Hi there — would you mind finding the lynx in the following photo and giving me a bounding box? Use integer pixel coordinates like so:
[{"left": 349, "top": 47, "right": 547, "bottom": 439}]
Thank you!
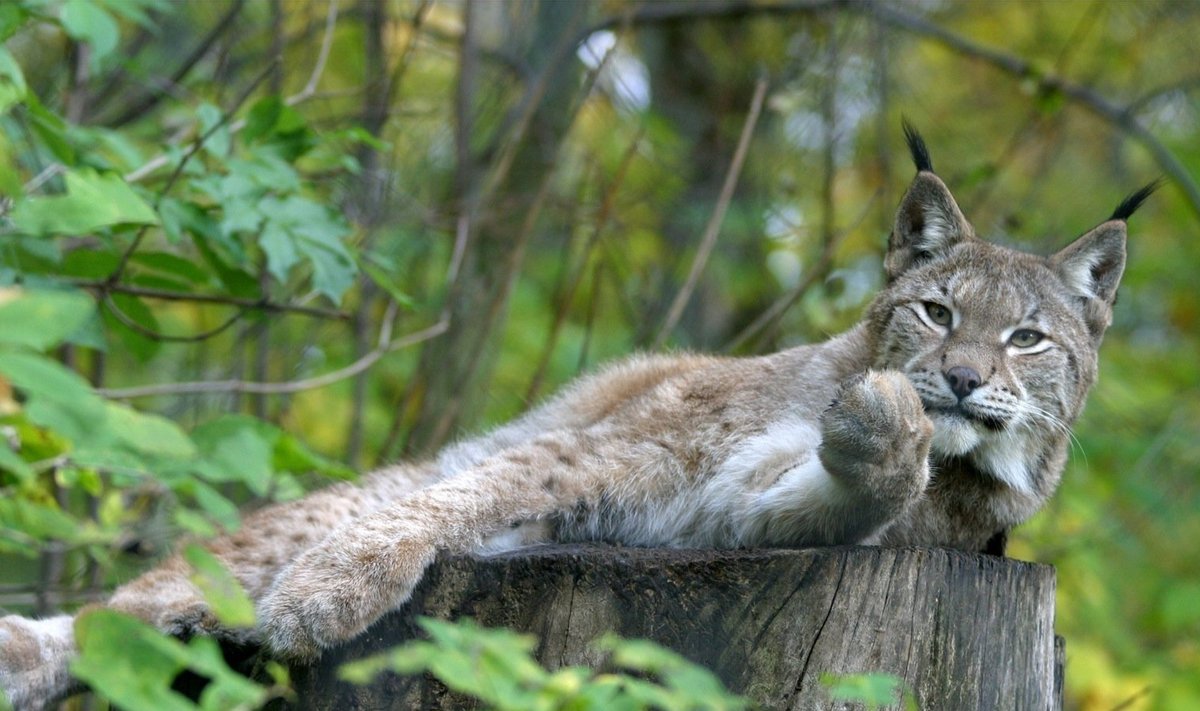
[{"left": 0, "top": 127, "right": 1154, "bottom": 710}]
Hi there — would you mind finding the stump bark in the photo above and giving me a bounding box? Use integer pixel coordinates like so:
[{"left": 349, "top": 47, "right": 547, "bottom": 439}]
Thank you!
[{"left": 283, "top": 545, "right": 1059, "bottom": 710}]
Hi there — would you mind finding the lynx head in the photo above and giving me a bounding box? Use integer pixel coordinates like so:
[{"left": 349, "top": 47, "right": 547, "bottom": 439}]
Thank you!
[{"left": 866, "top": 123, "right": 1156, "bottom": 497}]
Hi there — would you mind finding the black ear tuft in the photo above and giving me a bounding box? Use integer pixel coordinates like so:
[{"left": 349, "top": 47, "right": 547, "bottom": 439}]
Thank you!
[
  {"left": 1109, "top": 179, "right": 1162, "bottom": 221},
  {"left": 902, "top": 118, "right": 933, "bottom": 173}
]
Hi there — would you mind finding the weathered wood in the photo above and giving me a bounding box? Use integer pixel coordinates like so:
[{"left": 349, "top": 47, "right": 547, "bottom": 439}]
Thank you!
[{"left": 281, "top": 545, "right": 1058, "bottom": 710}]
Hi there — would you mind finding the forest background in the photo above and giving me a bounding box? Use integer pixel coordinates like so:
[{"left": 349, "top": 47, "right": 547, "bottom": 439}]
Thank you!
[{"left": 0, "top": 0, "right": 1197, "bottom": 709}]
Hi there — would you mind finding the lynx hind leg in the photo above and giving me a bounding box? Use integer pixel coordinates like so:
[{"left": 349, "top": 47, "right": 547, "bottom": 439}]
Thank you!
[
  {"left": 819, "top": 370, "right": 934, "bottom": 516},
  {"left": 0, "top": 614, "right": 78, "bottom": 711},
  {"left": 105, "top": 479, "right": 386, "bottom": 647},
  {"left": 259, "top": 435, "right": 605, "bottom": 659}
]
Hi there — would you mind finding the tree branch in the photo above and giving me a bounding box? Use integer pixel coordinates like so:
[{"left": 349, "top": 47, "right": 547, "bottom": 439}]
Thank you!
[
  {"left": 71, "top": 280, "right": 349, "bottom": 320},
  {"left": 575, "top": 0, "right": 1198, "bottom": 219},
  {"left": 100, "top": 302, "right": 446, "bottom": 399},
  {"left": 101, "top": 293, "right": 248, "bottom": 343},
  {"left": 123, "top": 0, "right": 339, "bottom": 184},
  {"left": 106, "top": 0, "right": 248, "bottom": 128},
  {"left": 863, "top": 1, "right": 1200, "bottom": 220},
  {"left": 652, "top": 77, "right": 768, "bottom": 349}
]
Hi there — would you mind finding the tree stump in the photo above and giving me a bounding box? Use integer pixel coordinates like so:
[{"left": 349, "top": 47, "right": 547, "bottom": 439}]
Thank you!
[{"left": 283, "top": 545, "right": 1060, "bottom": 710}]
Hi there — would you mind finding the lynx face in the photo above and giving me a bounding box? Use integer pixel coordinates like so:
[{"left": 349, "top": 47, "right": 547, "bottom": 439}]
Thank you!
[
  {"left": 864, "top": 127, "right": 1147, "bottom": 495},
  {"left": 870, "top": 241, "right": 1100, "bottom": 492}
]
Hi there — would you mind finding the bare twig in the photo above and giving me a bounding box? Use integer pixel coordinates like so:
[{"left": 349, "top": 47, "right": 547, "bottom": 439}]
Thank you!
[
  {"left": 1109, "top": 686, "right": 1153, "bottom": 711},
  {"left": 376, "top": 215, "right": 469, "bottom": 462},
  {"left": 724, "top": 191, "right": 879, "bottom": 353},
  {"left": 22, "top": 164, "right": 64, "bottom": 194},
  {"left": 100, "top": 301, "right": 448, "bottom": 399},
  {"left": 863, "top": 2, "right": 1200, "bottom": 220},
  {"left": 573, "top": 0, "right": 1197, "bottom": 218},
  {"left": 525, "top": 127, "right": 645, "bottom": 401},
  {"left": 1127, "top": 75, "right": 1200, "bottom": 113},
  {"left": 101, "top": 293, "right": 248, "bottom": 343},
  {"left": 576, "top": 0, "right": 838, "bottom": 48},
  {"left": 123, "top": 0, "right": 339, "bottom": 184},
  {"left": 106, "top": 59, "right": 278, "bottom": 291},
  {"left": 652, "top": 77, "right": 768, "bottom": 349},
  {"left": 71, "top": 280, "right": 349, "bottom": 320},
  {"left": 107, "top": 0, "right": 248, "bottom": 128},
  {"left": 288, "top": 0, "right": 339, "bottom": 106}
]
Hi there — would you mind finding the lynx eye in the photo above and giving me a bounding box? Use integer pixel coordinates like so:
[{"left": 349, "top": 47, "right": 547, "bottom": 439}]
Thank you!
[
  {"left": 1010, "top": 329, "right": 1044, "bottom": 348},
  {"left": 923, "top": 302, "right": 952, "bottom": 327}
]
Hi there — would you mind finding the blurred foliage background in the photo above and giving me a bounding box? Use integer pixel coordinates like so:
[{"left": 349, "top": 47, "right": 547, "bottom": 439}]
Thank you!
[{"left": 0, "top": 0, "right": 1197, "bottom": 708}]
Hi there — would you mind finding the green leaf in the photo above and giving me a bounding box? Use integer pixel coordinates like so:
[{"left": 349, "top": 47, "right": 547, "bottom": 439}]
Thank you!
[
  {"left": 0, "top": 46, "right": 27, "bottom": 115},
  {"left": 191, "top": 417, "right": 273, "bottom": 496},
  {"left": 72, "top": 610, "right": 267, "bottom": 711},
  {"left": 0, "top": 497, "right": 85, "bottom": 543},
  {"left": 183, "top": 544, "right": 256, "bottom": 628},
  {"left": 0, "top": 443, "right": 35, "bottom": 484},
  {"left": 0, "top": 4, "right": 27, "bottom": 42},
  {"left": 102, "top": 292, "right": 161, "bottom": 362},
  {"left": 0, "top": 288, "right": 94, "bottom": 350},
  {"left": 197, "top": 103, "right": 231, "bottom": 159},
  {"left": 23, "top": 93, "right": 75, "bottom": 164},
  {"left": 97, "top": 0, "right": 168, "bottom": 29},
  {"left": 0, "top": 351, "right": 106, "bottom": 443},
  {"left": 130, "top": 252, "right": 211, "bottom": 286},
  {"left": 257, "top": 195, "right": 355, "bottom": 302},
  {"left": 104, "top": 402, "right": 197, "bottom": 459},
  {"left": 820, "top": 672, "right": 907, "bottom": 710},
  {"left": 360, "top": 257, "right": 416, "bottom": 309},
  {"left": 12, "top": 169, "right": 158, "bottom": 236},
  {"left": 60, "top": 0, "right": 120, "bottom": 70},
  {"left": 184, "top": 480, "right": 241, "bottom": 531},
  {"left": 61, "top": 248, "right": 121, "bottom": 279},
  {"left": 242, "top": 96, "right": 286, "bottom": 143}
]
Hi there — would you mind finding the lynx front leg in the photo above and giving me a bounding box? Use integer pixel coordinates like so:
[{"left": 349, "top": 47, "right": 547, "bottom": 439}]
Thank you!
[
  {"left": 815, "top": 370, "right": 934, "bottom": 541},
  {"left": 258, "top": 434, "right": 606, "bottom": 659}
]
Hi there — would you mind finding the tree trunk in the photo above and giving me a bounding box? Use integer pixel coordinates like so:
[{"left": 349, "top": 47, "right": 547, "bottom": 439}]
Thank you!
[{"left": 281, "top": 545, "right": 1061, "bottom": 710}]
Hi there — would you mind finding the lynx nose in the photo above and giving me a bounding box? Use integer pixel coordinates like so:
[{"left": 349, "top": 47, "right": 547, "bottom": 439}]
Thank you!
[{"left": 944, "top": 366, "right": 982, "bottom": 400}]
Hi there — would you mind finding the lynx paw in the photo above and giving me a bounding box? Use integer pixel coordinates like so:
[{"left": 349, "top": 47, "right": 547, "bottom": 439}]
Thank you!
[
  {"left": 258, "top": 534, "right": 435, "bottom": 660},
  {"left": 0, "top": 615, "right": 77, "bottom": 711},
  {"left": 819, "top": 370, "right": 933, "bottom": 502}
]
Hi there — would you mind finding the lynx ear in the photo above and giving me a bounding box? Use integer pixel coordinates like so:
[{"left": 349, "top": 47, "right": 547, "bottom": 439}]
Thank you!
[
  {"left": 1051, "top": 220, "right": 1126, "bottom": 307},
  {"left": 885, "top": 123, "right": 972, "bottom": 280},
  {"left": 885, "top": 172, "right": 973, "bottom": 281}
]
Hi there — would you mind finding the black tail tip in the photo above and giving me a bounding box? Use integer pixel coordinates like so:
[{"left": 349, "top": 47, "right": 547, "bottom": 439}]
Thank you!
[
  {"left": 902, "top": 118, "right": 933, "bottom": 173},
  {"left": 1109, "top": 179, "right": 1162, "bottom": 221}
]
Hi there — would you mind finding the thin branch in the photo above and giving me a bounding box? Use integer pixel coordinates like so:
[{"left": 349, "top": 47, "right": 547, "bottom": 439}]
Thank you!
[
  {"left": 724, "top": 190, "right": 879, "bottom": 353},
  {"left": 652, "top": 77, "right": 768, "bottom": 350},
  {"left": 106, "top": 59, "right": 277, "bottom": 290},
  {"left": 287, "top": 0, "right": 339, "bottom": 106},
  {"left": 106, "top": 0, "right": 248, "bottom": 127},
  {"left": 525, "top": 126, "right": 645, "bottom": 402},
  {"left": 574, "top": 0, "right": 1198, "bottom": 219},
  {"left": 101, "top": 293, "right": 248, "bottom": 343},
  {"left": 123, "top": 1, "right": 339, "bottom": 184},
  {"left": 101, "top": 301, "right": 449, "bottom": 399},
  {"left": 576, "top": 0, "right": 839, "bottom": 49},
  {"left": 71, "top": 280, "right": 349, "bottom": 320},
  {"left": 1127, "top": 75, "right": 1200, "bottom": 113},
  {"left": 1109, "top": 686, "right": 1153, "bottom": 711},
  {"left": 375, "top": 215, "right": 469, "bottom": 462},
  {"left": 383, "top": 0, "right": 435, "bottom": 113},
  {"left": 863, "top": 1, "right": 1200, "bottom": 220},
  {"left": 22, "top": 164, "right": 64, "bottom": 194}
]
